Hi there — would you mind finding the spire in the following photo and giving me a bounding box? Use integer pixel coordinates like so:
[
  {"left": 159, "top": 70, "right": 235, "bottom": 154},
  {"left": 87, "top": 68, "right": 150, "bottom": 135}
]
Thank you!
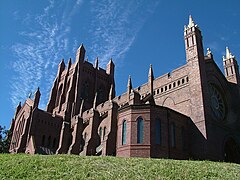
[
  {"left": 148, "top": 64, "right": 154, "bottom": 95},
  {"left": 93, "top": 92, "right": 98, "bottom": 109},
  {"left": 189, "top": 15, "right": 195, "bottom": 27},
  {"left": 68, "top": 58, "right": 72, "bottom": 68},
  {"left": 127, "top": 75, "right": 132, "bottom": 101},
  {"left": 33, "top": 87, "right": 41, "bottom": 109},
  {"left": 148, "top": 64, "right": 154, "bottom": 79},
  {"left": 75, "top": 43, "right": 86, "bottom": 63},
  {"left": 225, "top": 47, "right": 234, "bottom": 59},
  {"left": 127, "top": 75, "right": 132, "bottom": 90},
  {"left": 58, "top": 59, "right": 65, "bottom": 75},
  {"left": 17, "top": 101, "right": 21, "bottom": 108},
  {"left": 59, "top": 59, "right": 65, "bottom": 67},
  {"left": 185, "top": 15, "right": 198, "bottom": 30},
  {"left": 95, "top": 57, "right": 99, "bottom": 69},
  {"left": 108, "top": 58, "right": 113, "bottom": 64},
  {"left": 106, "top": 58, "right": 115, "bottom": 75},
  {"left": 78, "top": 43, "right": 85, "bottom": 54}
]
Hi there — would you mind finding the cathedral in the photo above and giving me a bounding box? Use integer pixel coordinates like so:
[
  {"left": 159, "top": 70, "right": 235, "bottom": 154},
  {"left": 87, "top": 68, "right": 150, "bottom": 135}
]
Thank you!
[{"left": 9, "top": 16, "right": 240, "bottom": 163}]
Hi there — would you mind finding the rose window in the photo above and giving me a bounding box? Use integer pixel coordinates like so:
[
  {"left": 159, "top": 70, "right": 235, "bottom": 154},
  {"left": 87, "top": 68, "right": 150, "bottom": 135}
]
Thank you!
[{"left": 208, "top": 84, "right": 226, "bottom": 120}]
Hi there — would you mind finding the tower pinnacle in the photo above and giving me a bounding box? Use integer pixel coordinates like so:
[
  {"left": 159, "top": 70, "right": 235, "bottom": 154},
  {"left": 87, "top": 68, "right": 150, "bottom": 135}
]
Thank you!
[
  {"left": 188, "top": 15, "right": 194, "bottom": 27},
  {"left": 225, "top": 47, "right": 234, "bottom": 59},
  {"left": 95, "top": 57, "right": 99, "bottom": 69},
  {"left": 185, "top": 15, "right": 198, "bottom": 30},
  {"left": 148, "top": 64, "right": 154, "bottom": 94},
  {"left": 148, "top": 64, "right": 154, "bottom": 79},
  {"left": 127, "top": 75, "right": 132, "bottom": 90},
  {"left": 223, "top": 46, "right": 239, "bottom": 84}
]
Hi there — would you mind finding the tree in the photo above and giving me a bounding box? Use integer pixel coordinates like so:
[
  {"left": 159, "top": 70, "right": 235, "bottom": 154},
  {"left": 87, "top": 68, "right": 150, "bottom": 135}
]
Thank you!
[{"left": 0, "top": 125, "right": 11, "bottom": 153}]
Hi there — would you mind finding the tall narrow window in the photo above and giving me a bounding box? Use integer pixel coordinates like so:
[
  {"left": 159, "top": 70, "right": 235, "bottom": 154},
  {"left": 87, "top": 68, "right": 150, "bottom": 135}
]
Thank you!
[
  {"left": 137, "top": 117, "right": 144, "bottom": 144},
  {"left": 156, "top": 119, "right": 161, "bottom": 145},
  {"left": 99, "top": 127, "right": 102, "bottom": 141},
  {"left": 103, "top": 127, "right": 106, "bottom": 140},
  {"left": 122, "top": 120, "right": 127, "bottom": 145},
  {"left": 170, "top": 123, "right": 176, "bottom": 148}
]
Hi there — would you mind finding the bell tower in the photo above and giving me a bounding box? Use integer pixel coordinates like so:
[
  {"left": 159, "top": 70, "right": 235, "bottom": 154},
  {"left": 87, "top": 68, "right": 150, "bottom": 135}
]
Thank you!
[
  {"left": 184, "top": 15, "right": 204, "bottom": 62},
  {"left": 223, "top": 47, "right": 240, "bottom": 85},
  {"left": 184, "top": 15, "right": 209, "bottom": 144}
]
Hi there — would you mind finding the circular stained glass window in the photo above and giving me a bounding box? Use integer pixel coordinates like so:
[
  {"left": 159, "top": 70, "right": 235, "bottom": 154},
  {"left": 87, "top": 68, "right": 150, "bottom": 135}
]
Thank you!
[{"left": 208, "top": 84, "right": 226, "bottom": 120}]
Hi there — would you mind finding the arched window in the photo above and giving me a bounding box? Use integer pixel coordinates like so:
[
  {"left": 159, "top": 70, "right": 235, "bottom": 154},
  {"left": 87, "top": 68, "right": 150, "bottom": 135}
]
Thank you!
[
  {"left": 156, "top": 119, "right": 161, "bottom": 145},
  {"left": 42, "top": 135, "right": 45, "bottom": 146},
  {"left": 137, "top": 117, "right": 144, "bottom": 144},
  {"left": 170, "top": 123, "right": 176, "bottom": 148},
  {"left": 122, "top": 120, "right": 127, "bottom": 145},
  {"left": 103, "top": 127, "right": 106, "bottom": 140},
  {"left": 99, "top": 127, "right": 102, "bottom": 140}
]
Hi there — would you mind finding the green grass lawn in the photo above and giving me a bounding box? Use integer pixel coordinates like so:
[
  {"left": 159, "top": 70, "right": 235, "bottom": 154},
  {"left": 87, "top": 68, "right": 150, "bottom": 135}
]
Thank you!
[{"left": 0, "top": 154, "right": 239, "bottom": 179}]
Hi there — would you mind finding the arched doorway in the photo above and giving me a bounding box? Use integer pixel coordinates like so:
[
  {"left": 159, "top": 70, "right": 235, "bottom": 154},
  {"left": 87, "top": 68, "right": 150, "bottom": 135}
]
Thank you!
[{"left": 224, "top": 138, "right": 240, "bottom": 163}]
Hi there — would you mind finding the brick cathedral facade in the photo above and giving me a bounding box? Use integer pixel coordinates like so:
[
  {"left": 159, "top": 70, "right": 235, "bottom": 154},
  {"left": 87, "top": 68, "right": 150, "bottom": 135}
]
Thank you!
[{"left": 9, "top": 16, "right": 240, "bottom": 163}]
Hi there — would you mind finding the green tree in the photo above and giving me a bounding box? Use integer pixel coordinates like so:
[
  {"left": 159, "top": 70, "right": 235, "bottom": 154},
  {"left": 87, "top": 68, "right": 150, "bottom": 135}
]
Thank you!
[{"left": 0, "top": 125, "right": 11, "bottom": 153}]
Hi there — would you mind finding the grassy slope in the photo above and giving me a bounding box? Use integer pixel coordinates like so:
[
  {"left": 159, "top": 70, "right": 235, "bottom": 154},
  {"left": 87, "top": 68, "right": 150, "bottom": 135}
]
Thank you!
[{"left": 0, "top": 154, "right": 239, "bottom": 179}]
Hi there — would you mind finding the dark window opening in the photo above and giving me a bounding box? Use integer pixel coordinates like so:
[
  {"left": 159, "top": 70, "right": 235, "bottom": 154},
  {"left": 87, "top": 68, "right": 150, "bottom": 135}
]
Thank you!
[
  {"left": 137, "top": 117, "right": 144, "bottom": 144},
  {"left": 122, "top": 120, "right": 127, "bottom": 145}
]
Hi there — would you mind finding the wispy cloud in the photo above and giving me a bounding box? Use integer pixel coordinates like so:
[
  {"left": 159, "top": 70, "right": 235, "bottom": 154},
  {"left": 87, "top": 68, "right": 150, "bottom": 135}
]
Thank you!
[
  {"left": 10, "top": 0, "right": 83, "bottom": 109},
  {"left": 10, "top": 0, "right": 160, "bottom": 110},
  {"left": 87, "top": 0, "right": 160, "bottom": 67}
]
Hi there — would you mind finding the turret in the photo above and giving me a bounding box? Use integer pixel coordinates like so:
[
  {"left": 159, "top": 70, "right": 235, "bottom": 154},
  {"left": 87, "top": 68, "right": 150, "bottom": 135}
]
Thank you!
[
  {"left": 127, "top": 75, "right": 132, "bottom": 101},
  {"left": 106, "top": 58, "right": 114, "bottom": 77},
  {"left": 148, "top": 64, "right": 154, "bottom": 94},
  {"left": 58, "top": 59, "right": 65, "bottom": 76},
  {"left": 46, "top": 59, "right": 65, "bottom": 112},
  {"left": 94, "top": 57, "right": 99, "bottom": 69},
  {"left": 106, "top": 58, "right": 116, "bottom": 98},
  {"left": 127, "top": 75, "right": 132, "bottom": 95},
  {"left": 223, "top": 47, "right": 240, "bottom": 84},
  {"left": 33, "top": 87, "right": 41, "bottom": 109},
  {"left": 75, "top": 43, "right": 86, "bottom": 63}
]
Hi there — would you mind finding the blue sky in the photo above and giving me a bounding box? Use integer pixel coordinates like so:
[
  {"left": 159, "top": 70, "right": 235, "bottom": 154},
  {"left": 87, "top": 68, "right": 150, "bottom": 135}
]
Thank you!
[{"left": 1, "top": 0, "right": 240, "bottom": 128}]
